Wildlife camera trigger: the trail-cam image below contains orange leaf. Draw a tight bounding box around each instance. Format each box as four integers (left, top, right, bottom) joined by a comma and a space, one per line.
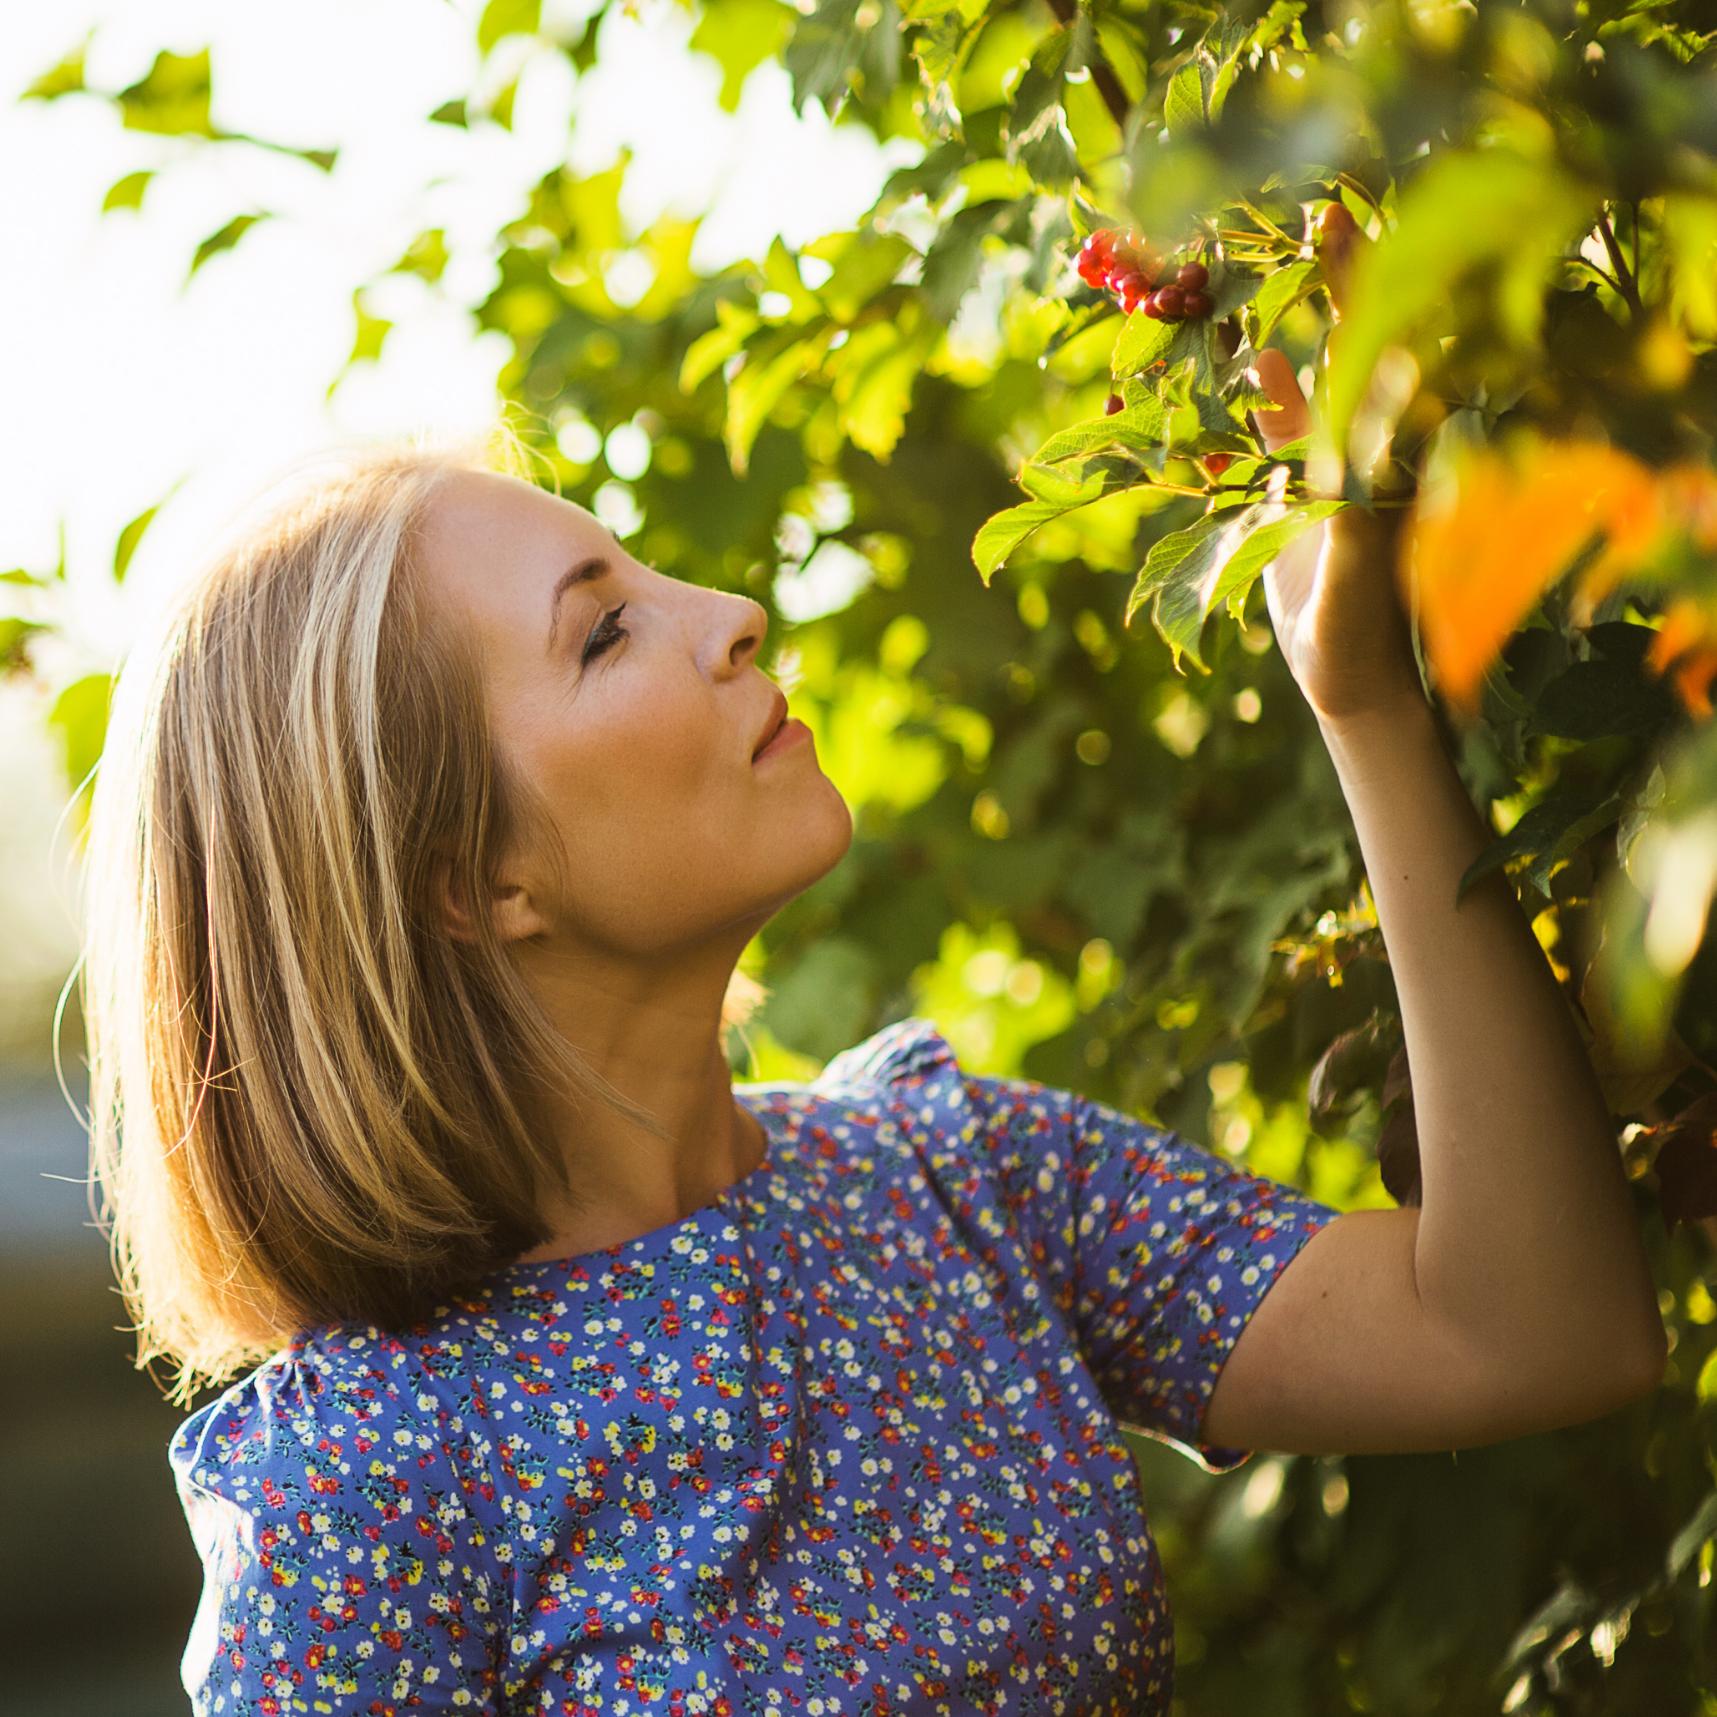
1400, 437, 1660, 711
1643, 595, 1717, 720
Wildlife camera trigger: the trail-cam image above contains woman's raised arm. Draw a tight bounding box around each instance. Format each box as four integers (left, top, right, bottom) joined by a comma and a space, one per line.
1198, 207, 1668, 1458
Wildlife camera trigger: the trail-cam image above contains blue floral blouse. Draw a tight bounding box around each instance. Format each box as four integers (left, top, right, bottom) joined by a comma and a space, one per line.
168, 1016, 1342, 1715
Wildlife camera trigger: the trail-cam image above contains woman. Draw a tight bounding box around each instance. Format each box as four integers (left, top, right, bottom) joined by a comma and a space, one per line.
82, 211, 1666, 1715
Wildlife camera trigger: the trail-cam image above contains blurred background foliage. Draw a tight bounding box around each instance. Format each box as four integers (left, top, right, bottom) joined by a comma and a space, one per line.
7, 0, 1717, 1711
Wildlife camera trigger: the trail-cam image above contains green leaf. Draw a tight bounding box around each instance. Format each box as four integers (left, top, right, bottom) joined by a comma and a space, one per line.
827, 317, 934, 463
1124, 502, 1244, 612
477, 0, 540, 55
1526, 660, 1678, 741
785, 0, 872, 120
1454, 777, 1626, 905
1093, 14, 1151, 106
429, 99, 469, 126
680, 301, 761, 393
1662, 193, 1717, 338
972, 473, 1112, 583
345, 288, 393, 367
688, 0, 796, 112
391, 227, 449, 284
1029, 396, 1171, 467
1249, 258, 1317, 345
1207, 263, 1265, 324
1319, 149, 1590, 476
1165, 61, 1207, 134
1114, 310, 1194, 379
117, 47, 214, 137
113, 504, 160, 585
48, 672, 115, 806
725, 324, 835, 477
1202, 500, 1345, 614
188, 214, 263, 279
761, 236, 825, 324
22, 41, 89, 102
1123, 497, 1319, 672
101, 170, 153, 214
0, 617, 49, 675
802, 230, 915, 323
920, 200, 1011, 324
112, 479, 187, 584
1003, 22, 1079, 190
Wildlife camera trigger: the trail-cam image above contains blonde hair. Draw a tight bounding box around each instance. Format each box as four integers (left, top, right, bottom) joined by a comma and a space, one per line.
75, 426, 767, 1408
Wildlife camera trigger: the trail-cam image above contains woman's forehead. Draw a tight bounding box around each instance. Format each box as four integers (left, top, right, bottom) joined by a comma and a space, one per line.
419, 472, 608, 612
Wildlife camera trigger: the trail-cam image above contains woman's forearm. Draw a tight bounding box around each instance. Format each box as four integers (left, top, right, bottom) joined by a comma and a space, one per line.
1317, 694, 1667, 1385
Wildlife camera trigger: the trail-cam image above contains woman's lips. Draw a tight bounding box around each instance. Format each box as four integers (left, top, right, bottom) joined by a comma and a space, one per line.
752, 717, 810, 762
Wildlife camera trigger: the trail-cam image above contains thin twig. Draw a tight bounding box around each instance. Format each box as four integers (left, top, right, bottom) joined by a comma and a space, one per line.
1569, 255, 1628, 299
1595, 206, 1642, 314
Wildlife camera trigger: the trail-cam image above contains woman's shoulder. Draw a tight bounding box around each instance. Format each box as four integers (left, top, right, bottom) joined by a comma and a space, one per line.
167, 1325, 463, 1504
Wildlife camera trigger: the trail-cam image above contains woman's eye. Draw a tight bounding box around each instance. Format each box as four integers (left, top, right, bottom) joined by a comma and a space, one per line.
582, 603, 629, 665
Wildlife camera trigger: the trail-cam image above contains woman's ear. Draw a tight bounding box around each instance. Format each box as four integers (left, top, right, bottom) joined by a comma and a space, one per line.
431, 852, 546, 945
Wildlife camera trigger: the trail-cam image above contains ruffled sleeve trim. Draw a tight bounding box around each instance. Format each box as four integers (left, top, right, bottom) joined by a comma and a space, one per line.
814, 1015, 963, 1094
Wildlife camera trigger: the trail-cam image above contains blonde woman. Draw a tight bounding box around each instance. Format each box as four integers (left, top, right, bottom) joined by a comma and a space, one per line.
83, 217, 1665, 1716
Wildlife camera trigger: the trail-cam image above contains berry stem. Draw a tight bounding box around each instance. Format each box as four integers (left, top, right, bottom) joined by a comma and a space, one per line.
1232, 197, 1298, 250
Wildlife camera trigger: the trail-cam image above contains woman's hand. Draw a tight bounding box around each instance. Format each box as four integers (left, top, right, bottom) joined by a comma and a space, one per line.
1246, 204, 1425, 727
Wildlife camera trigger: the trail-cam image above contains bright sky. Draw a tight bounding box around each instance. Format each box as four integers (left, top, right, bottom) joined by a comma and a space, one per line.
0, 0, 922, 1054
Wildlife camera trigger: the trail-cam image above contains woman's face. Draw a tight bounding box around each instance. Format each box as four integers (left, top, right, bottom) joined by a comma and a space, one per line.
417, 468, 852, 959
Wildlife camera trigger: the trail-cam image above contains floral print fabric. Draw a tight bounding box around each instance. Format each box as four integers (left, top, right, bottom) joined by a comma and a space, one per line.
170, 1016, 1342, 1715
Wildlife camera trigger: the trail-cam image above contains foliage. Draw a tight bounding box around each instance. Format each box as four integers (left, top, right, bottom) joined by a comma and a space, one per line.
12, 1, 1717, 1710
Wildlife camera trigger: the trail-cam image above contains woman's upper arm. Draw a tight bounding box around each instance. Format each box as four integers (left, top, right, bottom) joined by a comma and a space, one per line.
170, 1349, 506, 1713
1200, 1205, 1663, 1456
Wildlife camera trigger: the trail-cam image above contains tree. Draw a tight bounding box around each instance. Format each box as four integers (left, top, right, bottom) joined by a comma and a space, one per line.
12, 1, 1717, 1709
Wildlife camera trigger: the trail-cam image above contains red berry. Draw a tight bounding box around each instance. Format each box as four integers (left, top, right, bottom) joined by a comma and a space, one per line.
1175, 261, 1209, 292
1181, 290, 1213, 318
1119, 280, 1148, 314
1203, 452, 1234, 476
1152, 284, 1187, 319
1111, 229, 1161, 283
1105, 392, 1125, 416
1077, 234, 1112, 287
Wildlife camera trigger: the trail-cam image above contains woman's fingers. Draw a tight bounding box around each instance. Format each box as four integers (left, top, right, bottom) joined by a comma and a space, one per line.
1249, 346, 1309, 452
1317, 202, 1363, 325
1245, 199, 1369, 461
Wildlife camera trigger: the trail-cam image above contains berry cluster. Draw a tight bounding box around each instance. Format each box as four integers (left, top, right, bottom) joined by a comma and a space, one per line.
1077, 228, 1214, 321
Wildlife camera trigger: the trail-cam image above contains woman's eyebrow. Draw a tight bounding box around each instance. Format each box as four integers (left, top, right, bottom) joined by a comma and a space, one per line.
545, 556, 611, 656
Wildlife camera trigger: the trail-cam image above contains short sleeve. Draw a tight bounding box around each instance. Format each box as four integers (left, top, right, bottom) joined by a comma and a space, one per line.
828, 1017, 1343, 1474
963, 1070, 1342, 1472
168, 1334, 506, 1714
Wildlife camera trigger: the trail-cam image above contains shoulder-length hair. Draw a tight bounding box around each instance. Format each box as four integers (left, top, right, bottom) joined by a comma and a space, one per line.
75, 429, 766, 1408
